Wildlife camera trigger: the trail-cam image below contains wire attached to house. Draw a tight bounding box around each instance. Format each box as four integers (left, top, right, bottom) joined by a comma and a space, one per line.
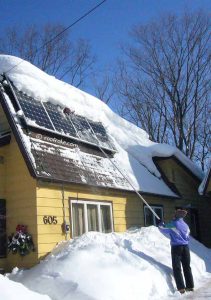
85, 118, 161, 221
61, 184, 68, 240
4, 0, 107, 75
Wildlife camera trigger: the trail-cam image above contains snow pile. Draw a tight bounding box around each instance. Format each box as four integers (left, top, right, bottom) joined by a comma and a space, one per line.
0, 274, 50, 300
8, 227, 211, 300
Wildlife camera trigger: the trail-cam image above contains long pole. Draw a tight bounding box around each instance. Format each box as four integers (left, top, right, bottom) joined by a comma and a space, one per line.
86, 120, 160, 220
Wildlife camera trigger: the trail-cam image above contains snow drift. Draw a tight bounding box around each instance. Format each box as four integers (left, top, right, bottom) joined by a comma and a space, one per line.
0, 274, 50, 300
8, 227, 211, 300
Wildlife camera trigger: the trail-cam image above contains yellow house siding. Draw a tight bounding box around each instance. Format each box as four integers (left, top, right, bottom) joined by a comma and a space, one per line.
0, 259, 6, 271
36, 183, 144, 258
0, 146, 7, 199
35, 181, 179, 259
36, 183, 68, 259
143, 195, 176, 223
157, 158, 200, 205
2, 135, 37, 271
0, 147, 7, 270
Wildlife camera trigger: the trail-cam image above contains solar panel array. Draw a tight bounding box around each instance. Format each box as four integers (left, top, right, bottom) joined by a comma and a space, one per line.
16, 89, 115, 152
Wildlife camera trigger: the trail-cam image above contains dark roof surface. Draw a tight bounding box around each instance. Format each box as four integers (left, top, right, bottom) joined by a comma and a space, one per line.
30, 132, 130, 189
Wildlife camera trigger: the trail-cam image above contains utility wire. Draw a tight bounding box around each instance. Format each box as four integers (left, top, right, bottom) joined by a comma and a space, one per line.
4, 0, 107, 74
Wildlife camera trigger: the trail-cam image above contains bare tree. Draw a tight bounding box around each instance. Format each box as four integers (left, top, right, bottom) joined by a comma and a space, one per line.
115, 11, 211, 170
0, 24, 95, 87
92, 70, 115, 104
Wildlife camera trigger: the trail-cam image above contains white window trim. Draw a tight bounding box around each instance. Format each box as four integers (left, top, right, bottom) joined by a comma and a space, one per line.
70, 199, 114, 237
144, 205, 163, 226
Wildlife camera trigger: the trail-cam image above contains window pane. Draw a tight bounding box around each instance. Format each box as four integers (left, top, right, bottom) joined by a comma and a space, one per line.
154, 208, 163, 226
145, 207, 154, 226
72, 203, 85, 237
144, 206, 163, 226
87, 204, 98, 231
100, 205, 112, 233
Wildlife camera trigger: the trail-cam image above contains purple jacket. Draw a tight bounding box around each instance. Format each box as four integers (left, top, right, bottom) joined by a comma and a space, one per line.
158, 218, 190, 246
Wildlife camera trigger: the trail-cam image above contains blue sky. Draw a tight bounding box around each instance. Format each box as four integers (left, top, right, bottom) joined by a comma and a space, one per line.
0, 0, 210, 96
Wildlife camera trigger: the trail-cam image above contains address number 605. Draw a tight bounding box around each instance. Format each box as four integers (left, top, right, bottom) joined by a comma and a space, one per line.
43, 215, 58, 225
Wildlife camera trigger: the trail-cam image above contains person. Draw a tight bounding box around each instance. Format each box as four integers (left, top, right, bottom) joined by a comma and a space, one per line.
158, 208, 194, 294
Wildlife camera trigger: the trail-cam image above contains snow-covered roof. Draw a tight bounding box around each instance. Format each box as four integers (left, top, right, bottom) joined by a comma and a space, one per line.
0, 55, 203, 197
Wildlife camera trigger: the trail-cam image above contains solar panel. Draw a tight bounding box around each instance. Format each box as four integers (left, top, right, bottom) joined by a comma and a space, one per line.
43, 102, 77, 137
71, 114, 98, 144
18, 93, 54, 130
89, 121, 115, 150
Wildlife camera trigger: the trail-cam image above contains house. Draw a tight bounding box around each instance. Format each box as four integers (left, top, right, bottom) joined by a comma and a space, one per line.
0, 55, 206, 271
198, 164, 211, 247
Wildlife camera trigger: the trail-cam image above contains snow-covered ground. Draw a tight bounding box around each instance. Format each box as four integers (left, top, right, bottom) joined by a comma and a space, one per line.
3, 226, 211, 300
0, 274, 51, 300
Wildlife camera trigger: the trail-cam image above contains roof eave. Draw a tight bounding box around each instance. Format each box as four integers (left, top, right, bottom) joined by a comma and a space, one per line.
36, 175, 179, 199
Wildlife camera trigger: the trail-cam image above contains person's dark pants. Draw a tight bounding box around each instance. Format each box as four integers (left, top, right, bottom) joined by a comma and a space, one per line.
171, 245, 194, 291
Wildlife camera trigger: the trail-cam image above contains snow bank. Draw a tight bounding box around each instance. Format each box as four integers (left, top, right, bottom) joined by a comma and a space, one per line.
0, 55, 203, 197
8, 227, 211, 300
0, 274, 50, 300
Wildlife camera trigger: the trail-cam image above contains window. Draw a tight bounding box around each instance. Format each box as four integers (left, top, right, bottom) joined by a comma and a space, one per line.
70, 200, 113, 237
144, 205, 163, 226
0, 199, 6, 258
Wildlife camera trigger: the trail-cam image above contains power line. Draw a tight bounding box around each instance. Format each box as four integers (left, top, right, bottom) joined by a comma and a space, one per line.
4, 0, 107, 75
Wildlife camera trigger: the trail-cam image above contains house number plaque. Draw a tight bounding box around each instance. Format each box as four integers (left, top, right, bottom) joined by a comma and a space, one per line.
43, 216, 58, 225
